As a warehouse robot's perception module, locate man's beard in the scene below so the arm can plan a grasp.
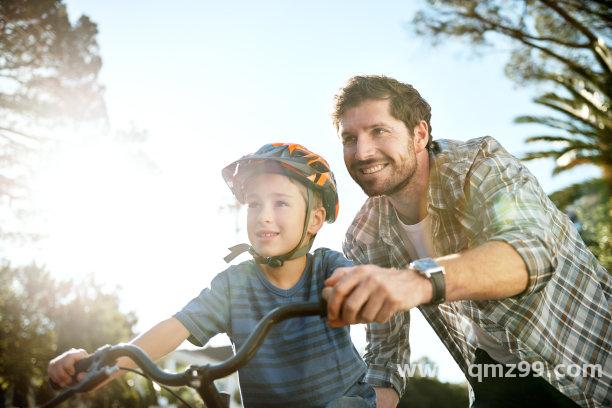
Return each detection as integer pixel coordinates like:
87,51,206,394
351,157,417,197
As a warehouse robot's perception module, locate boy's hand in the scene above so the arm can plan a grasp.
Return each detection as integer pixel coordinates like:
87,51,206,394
47,348,89,388
323,265,432,326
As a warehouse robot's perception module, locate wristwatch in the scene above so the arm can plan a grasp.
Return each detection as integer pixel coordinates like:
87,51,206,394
409,258,446,305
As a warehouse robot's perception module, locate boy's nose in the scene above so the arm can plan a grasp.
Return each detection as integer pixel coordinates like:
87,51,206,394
257,204,273,223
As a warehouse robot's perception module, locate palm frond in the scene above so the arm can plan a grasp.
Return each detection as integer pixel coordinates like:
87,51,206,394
549,178,607,209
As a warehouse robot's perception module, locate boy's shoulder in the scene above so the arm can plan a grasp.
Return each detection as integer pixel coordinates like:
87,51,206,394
310,247,353,278
213,259,259,285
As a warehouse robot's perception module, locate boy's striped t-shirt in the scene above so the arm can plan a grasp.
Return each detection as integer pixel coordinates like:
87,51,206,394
174,247,374,408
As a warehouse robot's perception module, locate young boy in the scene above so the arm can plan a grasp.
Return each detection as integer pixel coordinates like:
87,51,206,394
48,143,376,408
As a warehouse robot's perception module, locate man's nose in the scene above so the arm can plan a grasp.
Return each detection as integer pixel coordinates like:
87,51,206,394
354,136,375,161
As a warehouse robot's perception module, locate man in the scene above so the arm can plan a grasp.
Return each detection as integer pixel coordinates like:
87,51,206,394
323,75,610,408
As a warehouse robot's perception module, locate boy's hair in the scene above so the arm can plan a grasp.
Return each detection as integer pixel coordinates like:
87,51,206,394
332,75,433,149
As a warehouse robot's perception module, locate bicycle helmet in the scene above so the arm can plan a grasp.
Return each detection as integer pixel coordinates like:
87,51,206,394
222,143,339,267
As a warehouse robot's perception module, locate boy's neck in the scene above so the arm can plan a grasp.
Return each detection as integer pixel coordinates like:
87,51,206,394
259,255,308,289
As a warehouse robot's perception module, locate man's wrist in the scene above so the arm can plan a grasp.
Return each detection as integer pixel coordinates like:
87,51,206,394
408,258,445,305
403,267,434,306
418,271,434,305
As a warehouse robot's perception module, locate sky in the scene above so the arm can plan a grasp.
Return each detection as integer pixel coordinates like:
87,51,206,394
5,0,600,384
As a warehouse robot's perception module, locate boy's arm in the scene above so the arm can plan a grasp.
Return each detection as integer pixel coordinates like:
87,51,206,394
48,317,190,388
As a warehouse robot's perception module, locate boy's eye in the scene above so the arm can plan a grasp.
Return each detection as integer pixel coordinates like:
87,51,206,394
275,201,289,207
247,201,260,208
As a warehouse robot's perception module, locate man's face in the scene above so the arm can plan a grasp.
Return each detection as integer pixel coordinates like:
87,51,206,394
339,99,417,197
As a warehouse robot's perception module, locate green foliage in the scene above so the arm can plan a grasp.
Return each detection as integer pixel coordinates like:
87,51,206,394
399,378,469,408
0,265,60,406
397,357,469,408
0,263,160,407
573,196,611,270
549,178,607,210
412,0,612,192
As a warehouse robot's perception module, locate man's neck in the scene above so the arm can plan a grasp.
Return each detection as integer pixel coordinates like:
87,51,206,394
260,255,307,289
388,150,430,225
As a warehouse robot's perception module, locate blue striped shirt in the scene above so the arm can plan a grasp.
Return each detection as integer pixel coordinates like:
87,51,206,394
175,248,375,407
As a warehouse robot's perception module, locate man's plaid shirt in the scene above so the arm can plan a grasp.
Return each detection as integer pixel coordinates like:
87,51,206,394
343,137,610,407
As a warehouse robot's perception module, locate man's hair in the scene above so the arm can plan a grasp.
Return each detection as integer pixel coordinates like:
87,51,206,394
332,75,433,149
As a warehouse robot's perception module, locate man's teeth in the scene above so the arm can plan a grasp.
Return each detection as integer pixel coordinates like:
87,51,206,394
361,164,385,174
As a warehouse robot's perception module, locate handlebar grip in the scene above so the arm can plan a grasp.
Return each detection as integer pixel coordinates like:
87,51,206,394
319,296,328,317
74,354,95,374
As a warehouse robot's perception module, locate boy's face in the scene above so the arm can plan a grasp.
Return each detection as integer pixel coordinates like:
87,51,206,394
245,173,308,258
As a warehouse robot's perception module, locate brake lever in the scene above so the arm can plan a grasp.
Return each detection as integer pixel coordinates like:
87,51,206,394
72,365,119,393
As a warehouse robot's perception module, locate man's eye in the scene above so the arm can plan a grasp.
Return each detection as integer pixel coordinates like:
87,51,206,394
373,128,387,135
342,135,356,145
276,201,289,207
247,202,260,208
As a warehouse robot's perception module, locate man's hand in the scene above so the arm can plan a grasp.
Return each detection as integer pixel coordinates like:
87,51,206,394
375,387,399,408
322,265,432,326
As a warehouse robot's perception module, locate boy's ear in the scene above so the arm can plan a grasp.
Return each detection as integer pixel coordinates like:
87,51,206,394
307,207,326,235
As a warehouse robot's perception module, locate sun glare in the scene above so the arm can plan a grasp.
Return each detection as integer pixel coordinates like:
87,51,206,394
27,135,240,328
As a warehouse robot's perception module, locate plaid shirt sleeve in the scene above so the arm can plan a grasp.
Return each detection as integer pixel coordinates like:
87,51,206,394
342,239,409,397
465,148,558,297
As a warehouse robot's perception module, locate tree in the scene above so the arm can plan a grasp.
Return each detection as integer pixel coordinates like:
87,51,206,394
412,0,611,194
0,0,106,238
398,358,469,408
572,196,612,270
0,264,159,407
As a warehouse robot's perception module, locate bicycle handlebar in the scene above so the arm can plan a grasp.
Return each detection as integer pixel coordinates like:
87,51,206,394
43,299,327,408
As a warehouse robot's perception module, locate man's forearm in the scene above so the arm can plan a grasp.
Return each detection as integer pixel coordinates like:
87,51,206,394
437,241,528,302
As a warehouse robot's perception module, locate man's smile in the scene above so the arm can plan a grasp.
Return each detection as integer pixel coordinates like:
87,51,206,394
360,163,388,175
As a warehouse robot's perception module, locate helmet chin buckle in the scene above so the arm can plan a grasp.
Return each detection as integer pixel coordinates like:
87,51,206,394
256,256,284,268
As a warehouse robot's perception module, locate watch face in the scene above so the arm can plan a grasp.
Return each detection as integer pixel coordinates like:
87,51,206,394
414,258,438,270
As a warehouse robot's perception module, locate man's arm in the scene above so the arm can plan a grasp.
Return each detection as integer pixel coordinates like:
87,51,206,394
324,240,527,326
441,241,527,302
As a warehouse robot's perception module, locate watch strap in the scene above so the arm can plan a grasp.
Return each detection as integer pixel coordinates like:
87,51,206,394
429,269,446,304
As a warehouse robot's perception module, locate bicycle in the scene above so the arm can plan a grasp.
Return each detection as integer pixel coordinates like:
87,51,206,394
41,300,326,408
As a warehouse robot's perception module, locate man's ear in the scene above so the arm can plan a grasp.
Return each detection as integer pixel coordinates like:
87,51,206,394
412,120,429,153
307,207,326,235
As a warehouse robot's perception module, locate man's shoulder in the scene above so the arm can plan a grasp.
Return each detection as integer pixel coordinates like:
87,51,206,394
432,136,521,186
434,136,511,163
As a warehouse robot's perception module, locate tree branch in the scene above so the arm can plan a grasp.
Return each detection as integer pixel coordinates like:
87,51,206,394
462,9,605,90
538,0,612,74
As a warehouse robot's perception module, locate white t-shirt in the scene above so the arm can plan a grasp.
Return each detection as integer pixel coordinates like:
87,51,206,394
396,214,519,364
